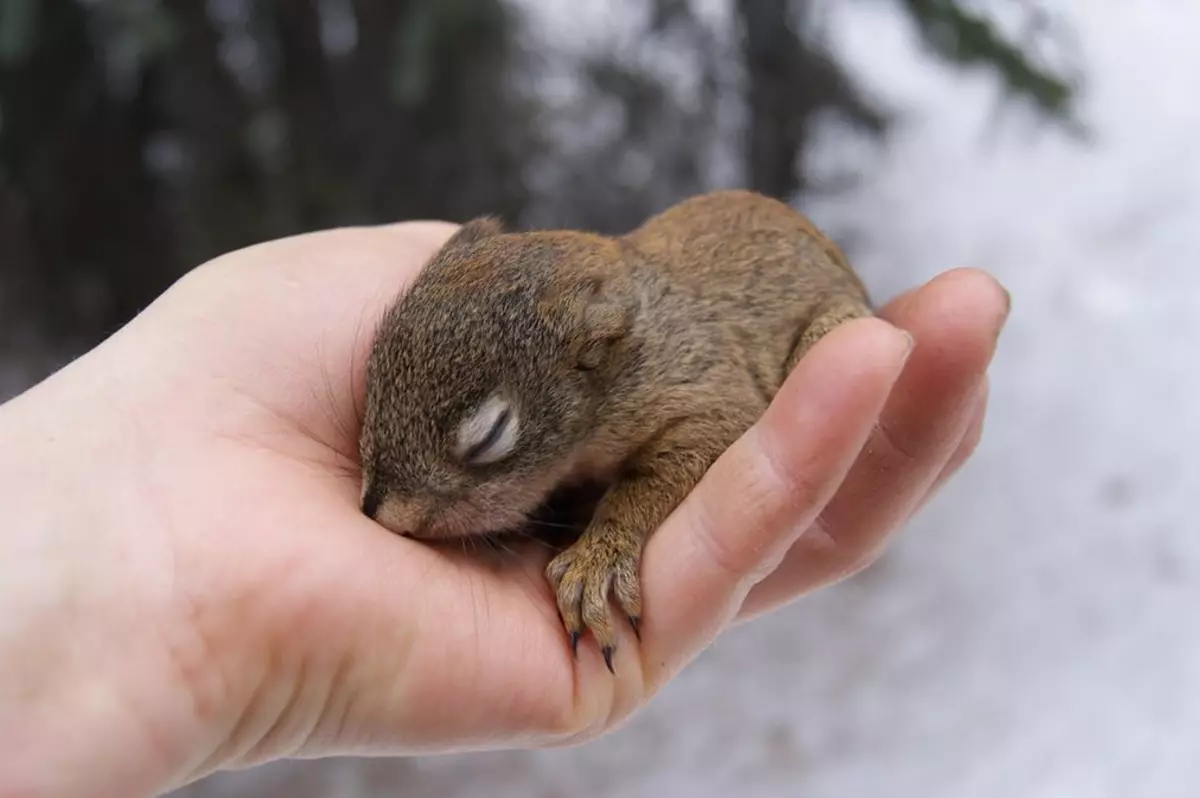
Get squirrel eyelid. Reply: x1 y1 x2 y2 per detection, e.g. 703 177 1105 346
466 409 510 462
456 396 519 466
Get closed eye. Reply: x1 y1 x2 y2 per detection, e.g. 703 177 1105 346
455 394 520 466
466 406 511 461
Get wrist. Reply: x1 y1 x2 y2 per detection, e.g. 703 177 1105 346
0 366 215 797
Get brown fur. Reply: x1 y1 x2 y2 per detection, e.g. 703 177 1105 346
359 189 872 671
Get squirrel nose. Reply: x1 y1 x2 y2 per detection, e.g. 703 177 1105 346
361 483 420 537
361 482 383 519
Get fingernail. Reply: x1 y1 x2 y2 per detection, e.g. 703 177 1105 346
996 284 1012 339
898 328 915 361
974 374 990 408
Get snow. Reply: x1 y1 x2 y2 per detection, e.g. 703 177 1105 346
180 2 1200 796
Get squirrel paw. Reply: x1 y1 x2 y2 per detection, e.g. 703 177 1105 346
546 531 643 673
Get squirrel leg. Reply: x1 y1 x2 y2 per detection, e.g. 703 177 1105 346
785 297 873 374
546 410 754 673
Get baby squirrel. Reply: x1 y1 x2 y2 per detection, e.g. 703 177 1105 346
359 189 872 672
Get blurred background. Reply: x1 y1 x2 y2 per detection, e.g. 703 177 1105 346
3 1 1198 796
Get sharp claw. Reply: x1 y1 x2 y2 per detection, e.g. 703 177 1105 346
602 646 615 674
629 615 641 641
570 631 581 658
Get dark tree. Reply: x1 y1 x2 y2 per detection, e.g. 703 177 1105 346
0 0 1077 395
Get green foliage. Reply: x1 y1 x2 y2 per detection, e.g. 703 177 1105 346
900 0 1081 129
392 0 510 107
0 0 36 65
0 0 1083 368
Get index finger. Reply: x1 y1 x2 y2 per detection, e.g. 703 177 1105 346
740 268 1007 617
636 317 913 690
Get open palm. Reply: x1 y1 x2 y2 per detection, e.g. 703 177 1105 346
0 220 1005 794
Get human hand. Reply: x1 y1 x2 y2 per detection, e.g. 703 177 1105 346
0 221 1006 797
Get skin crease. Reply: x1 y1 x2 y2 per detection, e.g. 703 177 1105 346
0 220 1006 798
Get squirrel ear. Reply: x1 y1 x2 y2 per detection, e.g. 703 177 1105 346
575 276 634 370
444 216 505 250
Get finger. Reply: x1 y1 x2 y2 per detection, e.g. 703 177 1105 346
739 269 1008 619
910 374 989 519
849 373 988 554
637 317 914 690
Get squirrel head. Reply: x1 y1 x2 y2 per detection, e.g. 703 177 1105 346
358 216 636 539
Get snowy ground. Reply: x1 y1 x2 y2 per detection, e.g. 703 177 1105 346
179 2 1200 796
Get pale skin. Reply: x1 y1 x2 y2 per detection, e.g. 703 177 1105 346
0 221 1007 797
